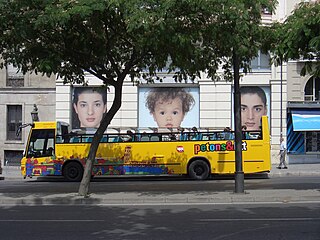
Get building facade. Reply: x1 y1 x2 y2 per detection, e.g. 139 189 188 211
0 63 56 167
56 61 285 164
286 61 320 163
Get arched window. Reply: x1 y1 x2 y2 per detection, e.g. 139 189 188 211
304 76 320 101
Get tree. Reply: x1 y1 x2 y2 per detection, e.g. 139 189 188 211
0 0 203 196
186 0 277 192
0 0 276 196
270 1 320 77
0 0 209 196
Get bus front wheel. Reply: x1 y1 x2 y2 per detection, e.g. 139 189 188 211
188 160 210 180
63 162 83 182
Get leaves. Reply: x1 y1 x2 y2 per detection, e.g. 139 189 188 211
0 0 278 83
270 1 320 77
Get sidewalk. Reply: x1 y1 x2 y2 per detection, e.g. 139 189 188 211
0 165 21 180
0 164 319 206
269 163 320 177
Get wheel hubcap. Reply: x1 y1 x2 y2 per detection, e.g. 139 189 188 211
195 166 204 176
69 167 78 178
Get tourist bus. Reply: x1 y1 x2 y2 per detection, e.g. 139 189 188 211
20 116 271 181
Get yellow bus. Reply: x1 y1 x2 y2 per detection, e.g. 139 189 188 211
20 116 270 181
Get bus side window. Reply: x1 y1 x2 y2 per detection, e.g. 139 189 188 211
190 133 202 141
70 137 80 143
150 135 160 141
140 135 150 141
180 133 188 141
202 135 209 141
62 135 70 143
109 136 123 142
101 136 108 142
135 134 141 141
210 133 218 140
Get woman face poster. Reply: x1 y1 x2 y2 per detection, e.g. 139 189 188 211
71 87 107 129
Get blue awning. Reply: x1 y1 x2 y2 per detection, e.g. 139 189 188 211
292 110 320 131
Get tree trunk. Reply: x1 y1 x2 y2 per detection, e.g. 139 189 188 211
78 81 123 197
78 149 94 197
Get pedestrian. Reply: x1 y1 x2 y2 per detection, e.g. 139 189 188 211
277 137 287 169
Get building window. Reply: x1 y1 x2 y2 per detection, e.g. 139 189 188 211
305 132 320 153
304 76 320 101
4 150 23 166
6 64 24 87
7 105 22 140
249 51 271 70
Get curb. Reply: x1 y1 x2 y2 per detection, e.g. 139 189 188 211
2 171 320 181
269 172 320 177
0 190 319 206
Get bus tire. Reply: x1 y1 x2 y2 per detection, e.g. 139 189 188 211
63 162 83 182
188 160 210 180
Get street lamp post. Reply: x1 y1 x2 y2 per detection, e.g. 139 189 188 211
280 60 283 139
31 104 39 122
233 51 244 194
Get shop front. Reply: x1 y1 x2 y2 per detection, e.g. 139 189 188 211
287 102 320 163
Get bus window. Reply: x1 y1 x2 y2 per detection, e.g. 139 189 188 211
56 122 70 143
150 135 160 141
26 129 55 158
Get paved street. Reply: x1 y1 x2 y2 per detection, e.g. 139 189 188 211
0 164 319 240
0 203 319 240
0 164 319 205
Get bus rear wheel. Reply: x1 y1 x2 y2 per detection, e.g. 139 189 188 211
63 162 83 182
188 160 210 180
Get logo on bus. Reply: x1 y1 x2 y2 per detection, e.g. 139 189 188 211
194 141 247 155
176 146 184 153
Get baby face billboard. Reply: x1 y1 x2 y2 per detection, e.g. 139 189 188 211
139 87 199 128
71 87 107 129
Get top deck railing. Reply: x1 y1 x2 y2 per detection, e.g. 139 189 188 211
56 129 262 144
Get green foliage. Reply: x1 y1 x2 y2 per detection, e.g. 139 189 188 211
180 0 277 80
0 0 277 84
270 1 320 77
0 0 163 83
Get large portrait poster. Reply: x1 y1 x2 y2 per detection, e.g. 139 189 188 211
71 87 107 129
139 87 199 128
232 86 270 131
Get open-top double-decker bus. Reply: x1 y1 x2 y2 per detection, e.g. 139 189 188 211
20 116 271 181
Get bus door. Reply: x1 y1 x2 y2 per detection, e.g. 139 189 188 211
25 129 56 176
